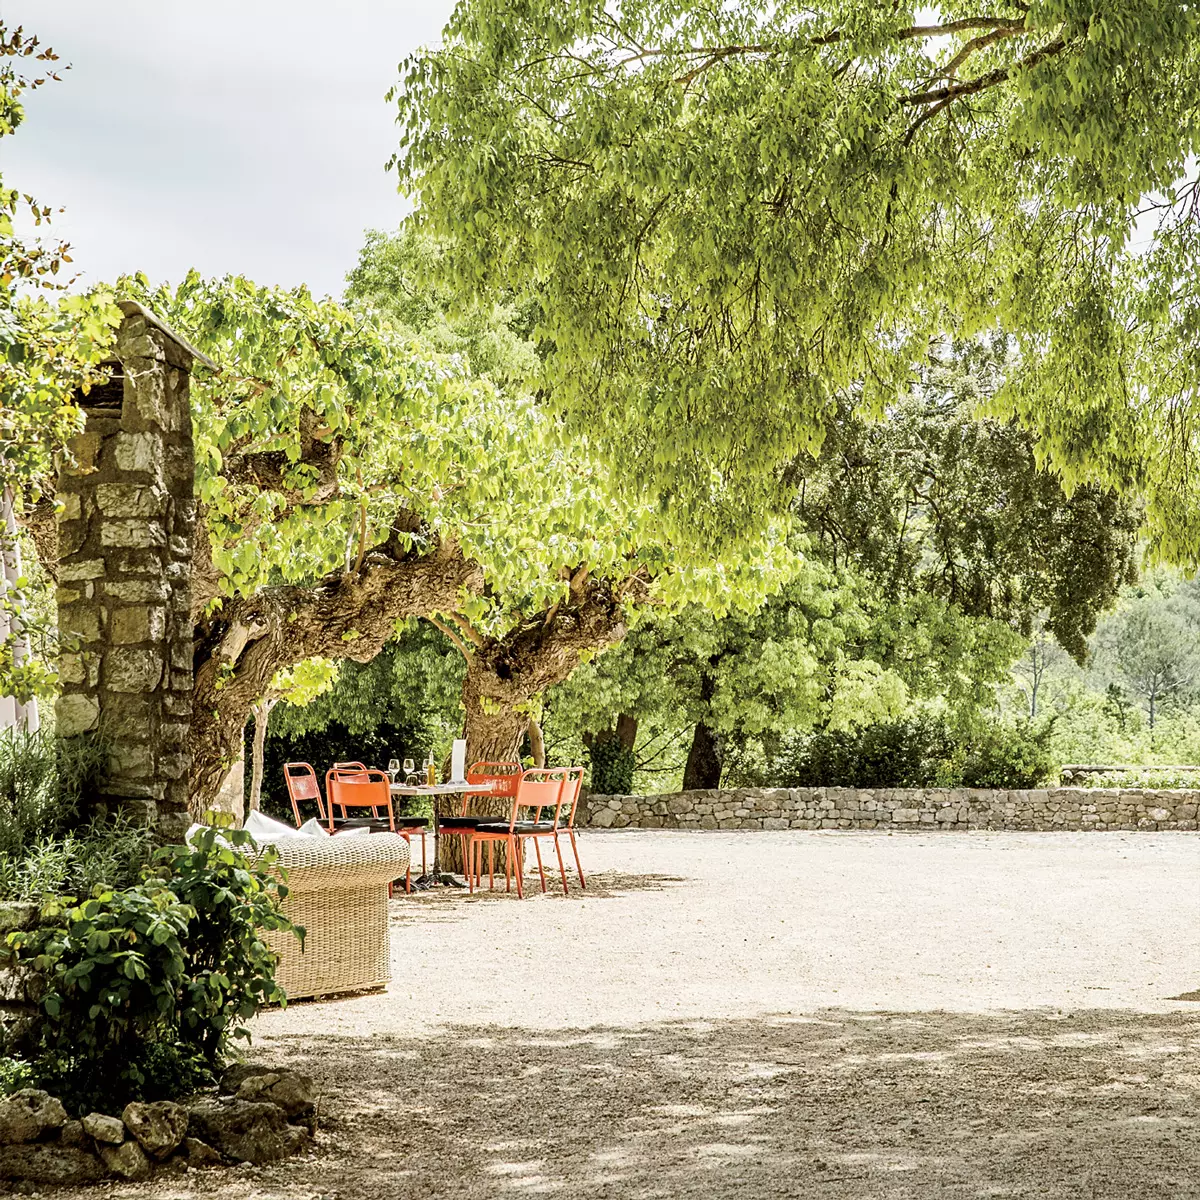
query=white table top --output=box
[388,780,496,797]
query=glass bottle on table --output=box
[425,755,437,787]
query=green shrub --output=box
[5,829,300,1112]
[155,828,298,1061]
[959,722,1055,789]
[0,1056,33,1096]
[587,736,636,794]
[758,715,1054,789]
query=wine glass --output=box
[403,757,416,785]
[387,758,400,782]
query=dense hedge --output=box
[748,716,1055,790]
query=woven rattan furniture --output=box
[265,832,410,1001]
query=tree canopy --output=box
[394,0,1200,554]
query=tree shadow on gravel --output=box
[68,1008,1200,1200]
[389,871,688,922]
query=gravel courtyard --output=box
[70,829,1200,1199]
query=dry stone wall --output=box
[54,302,205,840]
[580,786,1200,832]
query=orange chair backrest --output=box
[466,760,521,817]
[332,760,369,776]
[510,767,572,828]
[556,766,586,827]
[326,769,394,832]
[284,762,324,827]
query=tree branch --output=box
[427,615,475,663]
[900,33,1067,107]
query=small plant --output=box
[0,813,156,903]
[0,1056,33,1096]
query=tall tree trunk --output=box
[682,669,722,790]
[527,716,546,768]
[437,578,630,879]
[248,697,277,814]
[682,720,723,790]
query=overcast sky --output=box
[1,0,457,298]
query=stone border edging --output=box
[579,786,1200,831]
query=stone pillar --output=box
[54,301,210,839]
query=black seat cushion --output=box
[473,821,556,835]
[438,815,489,829]
[332,816,428,832]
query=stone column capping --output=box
[55,300,211,840]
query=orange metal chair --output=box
[284,762,324,828]
[325,767,428,891]
[441,762,521,893]
[470,767,572,898]
[553,765,587,893]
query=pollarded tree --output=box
[394,1,1200,555]
[109,272,792,812]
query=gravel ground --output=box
[55,829,1200,1198]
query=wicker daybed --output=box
[265,832,411,1001]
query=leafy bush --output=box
[754,715,1054,789]
[587,736,635,794]
[156,829,298,1060]
[959,722,1055,789]
[0,1057,33,1096]
[5,829,299,1112]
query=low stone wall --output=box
[580,786,1200,832]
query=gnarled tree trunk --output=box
[189,539,482,815]
[436,578,630,878]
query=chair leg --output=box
[465,836,475,894]
[489,841,496,891]
[421,831,427,874]
[513,836,523,899]
[553,833,569,895]
[569,828,586,889]
[403,834,411,894]
[533,838,547,893]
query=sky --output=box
[1,0,457,298]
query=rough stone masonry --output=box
[580,786,1200,832]
[54,302,211,840]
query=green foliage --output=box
[5,829,297,1112]
[794,345,1140,661]
[394,0,1200,557]
[154,829,296,1062]
[10,884,193,1111]
[0,1056,32,1095]
[0,814,155,903]
[1090,575,1200,728]
[959,723,1056,790]
[741,715,1054,790]
[586,736,635,795]
[0,24,119,704]
[0,729,105,858]
[345,228,540,391]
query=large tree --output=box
[106,272,790,812]
[393,0,1200,554]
